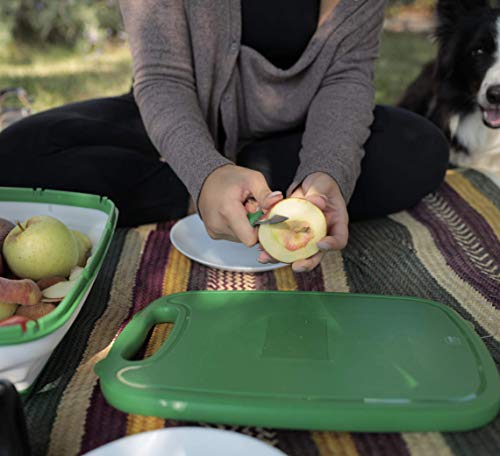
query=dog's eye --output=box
[471,48,484,57]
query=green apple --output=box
[3,216,79,280]
[0,302,17,320]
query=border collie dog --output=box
[398,0,500,175]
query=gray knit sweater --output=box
[119,0,385,207]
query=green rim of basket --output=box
[0,187,117,345]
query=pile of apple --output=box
[0,215,92,331]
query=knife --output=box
[247,209,288,226]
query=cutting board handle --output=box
[98,298,188,371]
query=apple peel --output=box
[16,302,56,320]
[258,198,327,263]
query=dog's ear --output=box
[436,0,490,43]
[437,0,489,27]
[434,0,490,81]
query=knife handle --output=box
[247,209,264,227]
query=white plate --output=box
[83,427,287,456]
[170,214,286,272]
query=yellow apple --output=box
[258,198,327,263]
[3,216,79,280]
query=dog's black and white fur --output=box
[399,0,500,175]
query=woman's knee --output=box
[350,106,451,220]
[0,111,59,157]
[372,105,450,190]
[420,116,449,192]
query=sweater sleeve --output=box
[291,1,385,203]
[119,0,232,207]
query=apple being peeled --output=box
[258,198,327,263]
[3,216,79,280]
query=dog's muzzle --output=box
[480,85,500,128]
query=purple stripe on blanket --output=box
[411,190,499,307]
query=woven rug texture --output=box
[22,169,500,456]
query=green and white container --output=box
[0,187,117,392]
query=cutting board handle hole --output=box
[127,322,175,361]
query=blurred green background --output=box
[0,0,437,112]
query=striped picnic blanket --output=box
[23,169,499,456]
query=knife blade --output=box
[247,210,288,226]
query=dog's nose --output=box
[486,85,500,104]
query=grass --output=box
[0,41,133,112]
[375,31,436,105]
[0,31,436,113]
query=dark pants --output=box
[0,92,449,227]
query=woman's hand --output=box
[198,164,283,246]
[258,172,349,272]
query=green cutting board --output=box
[95,291,500,431]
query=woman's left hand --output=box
[258,172,349,272]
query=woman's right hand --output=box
[198,164,283,246]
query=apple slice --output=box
[37,276,66,291]
[42,280,74,300]
[69,266,84,282]
[258,198,327,263]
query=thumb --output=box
[301,173,329,208]
[248,176,283,210]
[301,172,329,195]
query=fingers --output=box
[206,203,258,246]
[291,250,325,272]
[205,226,239,243]
[328,200,349,248]
[288,184,305,199]
[200,166,288,246]
[247,172,283,210]
[257,250,280,264]
[316,233,347,251]
[304,193,327,211]
[222,202,258,247]
[288,181,327,211]
[244,198,260,214]
[286,181,301,198]
[316,208,349,251]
